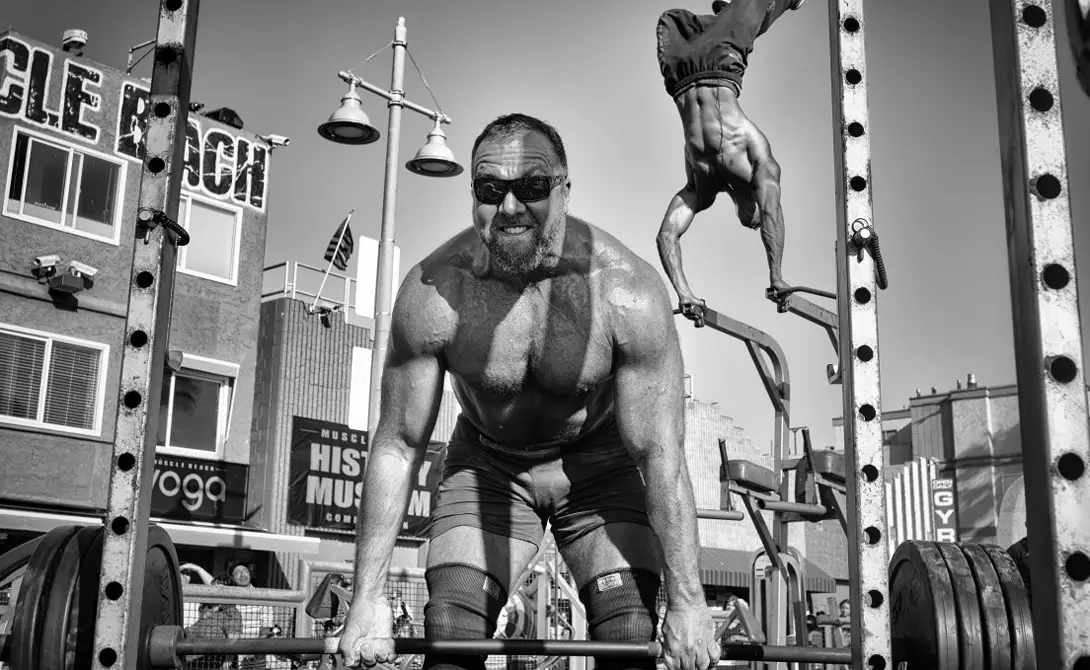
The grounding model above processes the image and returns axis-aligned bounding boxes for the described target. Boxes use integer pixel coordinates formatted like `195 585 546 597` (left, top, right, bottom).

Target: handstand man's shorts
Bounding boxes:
657 0 797 99
426 416 651 548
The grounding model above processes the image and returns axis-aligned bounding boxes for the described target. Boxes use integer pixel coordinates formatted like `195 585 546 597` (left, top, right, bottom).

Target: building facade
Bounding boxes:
0 29 310 580
832 376 1026 548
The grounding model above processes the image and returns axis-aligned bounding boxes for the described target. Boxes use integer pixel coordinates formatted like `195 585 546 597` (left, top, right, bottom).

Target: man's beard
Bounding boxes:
485 212 560 275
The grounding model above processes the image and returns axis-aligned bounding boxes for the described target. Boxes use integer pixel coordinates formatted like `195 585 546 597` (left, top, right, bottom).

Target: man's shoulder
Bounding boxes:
578 219 673 327
393 229 477 338
403 228 476 300
583 221 667 299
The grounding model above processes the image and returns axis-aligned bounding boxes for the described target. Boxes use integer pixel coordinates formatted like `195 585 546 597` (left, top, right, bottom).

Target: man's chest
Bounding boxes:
446 279 615 397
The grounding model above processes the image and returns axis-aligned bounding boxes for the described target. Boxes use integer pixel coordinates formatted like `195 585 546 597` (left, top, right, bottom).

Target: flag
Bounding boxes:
324 212 355 271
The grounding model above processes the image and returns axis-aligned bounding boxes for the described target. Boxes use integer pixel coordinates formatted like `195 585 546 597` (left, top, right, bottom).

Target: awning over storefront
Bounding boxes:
0 508 321 556
700 547 838 594
699 547 753 588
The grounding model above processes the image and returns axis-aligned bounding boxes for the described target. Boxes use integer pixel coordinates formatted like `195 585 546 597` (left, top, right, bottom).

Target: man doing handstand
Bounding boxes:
655 0 804 323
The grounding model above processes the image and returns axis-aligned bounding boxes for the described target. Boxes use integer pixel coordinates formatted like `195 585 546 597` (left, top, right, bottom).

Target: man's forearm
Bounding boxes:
656 233 693 300
352 441 420 599
640 451 706 608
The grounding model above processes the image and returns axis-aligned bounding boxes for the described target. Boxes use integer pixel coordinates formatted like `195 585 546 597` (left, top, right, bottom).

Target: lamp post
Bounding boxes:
318 17 462 436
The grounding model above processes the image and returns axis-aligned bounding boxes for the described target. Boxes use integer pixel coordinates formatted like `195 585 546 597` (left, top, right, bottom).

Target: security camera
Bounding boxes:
69 260 99 278
258 134 291 148
34 254 61 269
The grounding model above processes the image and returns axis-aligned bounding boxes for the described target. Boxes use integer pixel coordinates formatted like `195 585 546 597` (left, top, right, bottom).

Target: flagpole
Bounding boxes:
310 208 355 313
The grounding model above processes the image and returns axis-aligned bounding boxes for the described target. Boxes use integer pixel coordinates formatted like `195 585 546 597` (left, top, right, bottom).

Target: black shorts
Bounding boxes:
657 0 796 99
427 417 651 548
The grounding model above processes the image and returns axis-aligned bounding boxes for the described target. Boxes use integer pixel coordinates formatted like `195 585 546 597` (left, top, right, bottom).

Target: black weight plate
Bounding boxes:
9 525 81 670
0 537 41 666
139 525 185 669
960 543 1013 670
39 525 103 670
981 544 1036 670
889 540 960 670
61 524 184 670
937 543 986 670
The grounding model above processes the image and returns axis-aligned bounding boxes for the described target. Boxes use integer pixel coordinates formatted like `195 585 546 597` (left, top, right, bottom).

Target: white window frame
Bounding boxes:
2 125 126 245
0 322 110 437
156 353 238 461
176 191 243 286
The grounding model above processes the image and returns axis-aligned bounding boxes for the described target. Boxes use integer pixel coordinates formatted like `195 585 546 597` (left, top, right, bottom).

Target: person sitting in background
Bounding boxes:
185 577 244 670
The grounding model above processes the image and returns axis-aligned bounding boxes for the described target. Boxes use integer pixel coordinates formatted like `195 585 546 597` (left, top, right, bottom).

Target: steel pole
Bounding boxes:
367 17 407 436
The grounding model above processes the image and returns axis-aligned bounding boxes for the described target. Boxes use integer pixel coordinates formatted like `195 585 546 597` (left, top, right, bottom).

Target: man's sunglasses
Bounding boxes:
472 176 566 205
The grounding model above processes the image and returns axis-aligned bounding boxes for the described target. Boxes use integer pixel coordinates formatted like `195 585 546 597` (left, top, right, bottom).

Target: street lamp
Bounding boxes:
318 17 463 437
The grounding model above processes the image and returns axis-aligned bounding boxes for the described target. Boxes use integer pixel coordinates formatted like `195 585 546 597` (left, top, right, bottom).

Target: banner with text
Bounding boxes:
287 416 444 537
931 477 960 543
151 455 248 522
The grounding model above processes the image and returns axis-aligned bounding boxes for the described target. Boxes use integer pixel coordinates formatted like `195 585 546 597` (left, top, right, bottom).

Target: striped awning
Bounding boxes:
700 547 838 594
699 547 752 588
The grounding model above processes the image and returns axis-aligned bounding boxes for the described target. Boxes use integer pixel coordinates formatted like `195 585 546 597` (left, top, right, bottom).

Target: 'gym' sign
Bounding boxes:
931 477 960 543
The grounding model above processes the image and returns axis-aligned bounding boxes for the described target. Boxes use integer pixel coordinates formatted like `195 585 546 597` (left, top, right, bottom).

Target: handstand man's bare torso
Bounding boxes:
657 85 788 322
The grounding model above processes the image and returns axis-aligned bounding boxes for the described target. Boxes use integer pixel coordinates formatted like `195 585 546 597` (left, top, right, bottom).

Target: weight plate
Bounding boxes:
9 525 81 670
981 544 1036 670
62 524 184 670
39 525 104 670
139 525 186 669
960 543 1013 670
0 537 41 666
937 542 986 670
889 540 960 670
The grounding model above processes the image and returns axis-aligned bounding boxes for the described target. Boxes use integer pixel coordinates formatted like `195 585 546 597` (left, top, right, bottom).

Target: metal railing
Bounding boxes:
262 261 359 314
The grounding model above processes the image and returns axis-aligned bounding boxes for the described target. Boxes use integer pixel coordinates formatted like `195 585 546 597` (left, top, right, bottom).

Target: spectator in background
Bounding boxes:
390 590 415 638
185 576 244 670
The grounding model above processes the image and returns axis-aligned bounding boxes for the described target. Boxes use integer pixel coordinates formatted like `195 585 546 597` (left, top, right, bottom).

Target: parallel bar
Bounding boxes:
989 0 1090 667
167 636 854 664
91 2 198 669
827 1 891 668
758 500 828 516
781 295 840 355
697 508 746 521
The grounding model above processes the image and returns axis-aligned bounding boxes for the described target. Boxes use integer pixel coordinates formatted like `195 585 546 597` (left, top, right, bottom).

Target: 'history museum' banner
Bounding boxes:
287 416 444 537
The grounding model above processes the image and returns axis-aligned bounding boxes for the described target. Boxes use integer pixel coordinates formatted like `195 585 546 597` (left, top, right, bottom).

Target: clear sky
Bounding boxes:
8 0 1090 452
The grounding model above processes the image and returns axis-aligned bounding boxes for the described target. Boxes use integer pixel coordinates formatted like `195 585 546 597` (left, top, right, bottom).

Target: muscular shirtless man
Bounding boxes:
337 113 719 670
655 0 803 323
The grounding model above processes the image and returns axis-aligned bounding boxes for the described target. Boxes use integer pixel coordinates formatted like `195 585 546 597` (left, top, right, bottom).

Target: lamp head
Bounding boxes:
406 122 464 177
318 86 380 145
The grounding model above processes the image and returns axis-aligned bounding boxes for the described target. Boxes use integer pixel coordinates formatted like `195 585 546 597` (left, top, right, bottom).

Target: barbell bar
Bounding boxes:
0 524 1036 670
144 627 854 666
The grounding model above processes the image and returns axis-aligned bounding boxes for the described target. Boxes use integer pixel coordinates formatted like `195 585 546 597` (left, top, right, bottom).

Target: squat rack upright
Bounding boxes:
77 1 1090 670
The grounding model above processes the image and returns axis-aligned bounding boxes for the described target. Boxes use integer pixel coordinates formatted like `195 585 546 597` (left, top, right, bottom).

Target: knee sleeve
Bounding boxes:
423 564 509 670
580 569 661 670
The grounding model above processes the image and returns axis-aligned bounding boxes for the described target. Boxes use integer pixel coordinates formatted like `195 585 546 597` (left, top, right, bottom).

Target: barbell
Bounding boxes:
0 524 1033 669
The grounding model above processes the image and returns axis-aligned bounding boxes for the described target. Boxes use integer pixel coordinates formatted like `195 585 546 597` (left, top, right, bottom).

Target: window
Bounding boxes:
4 128 124 243
0 325 108 435
178 194 242 284
157 356 236 459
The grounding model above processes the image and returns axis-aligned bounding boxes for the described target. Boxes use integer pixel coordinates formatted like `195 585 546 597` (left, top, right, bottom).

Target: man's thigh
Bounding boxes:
557 522 662 590
426 525 540 595
426 441 546 593
549 442 661 588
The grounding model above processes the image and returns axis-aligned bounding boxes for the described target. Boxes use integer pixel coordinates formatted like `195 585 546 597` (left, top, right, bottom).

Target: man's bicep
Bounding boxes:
375 272 449 449
612 278 686 458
